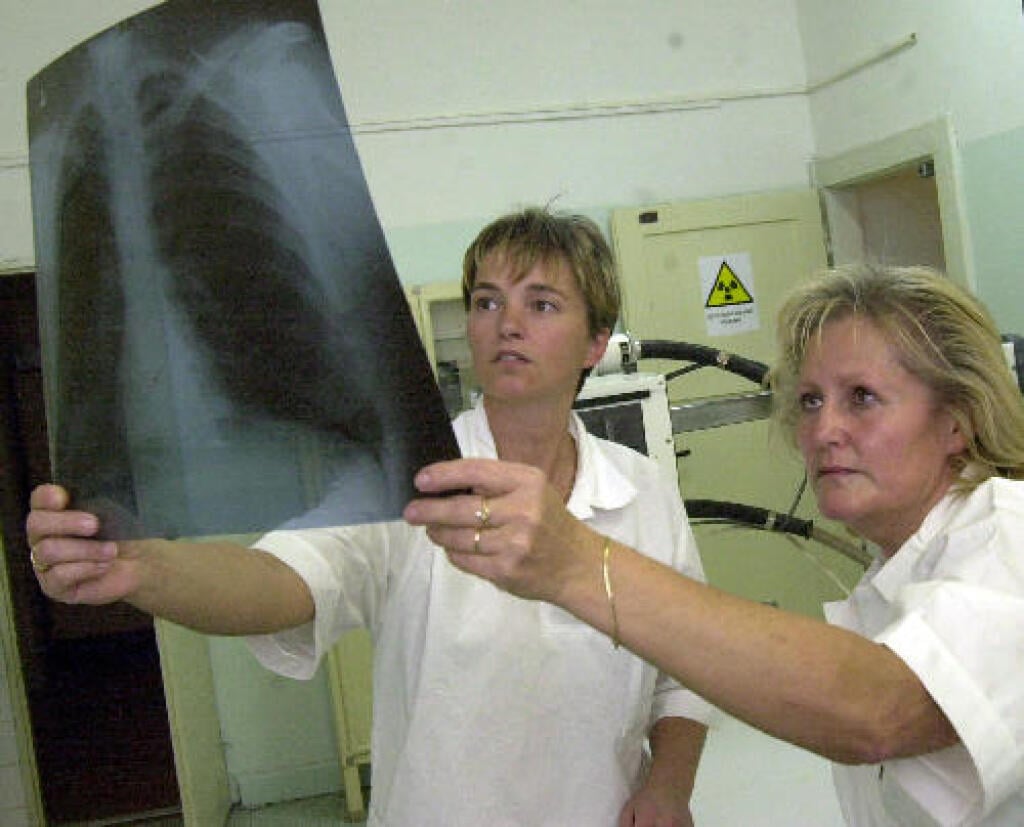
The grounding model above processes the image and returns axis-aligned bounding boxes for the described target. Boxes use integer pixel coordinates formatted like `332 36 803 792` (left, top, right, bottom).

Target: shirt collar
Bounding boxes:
868 487 960 602
565 410 638 519
460 399 638 520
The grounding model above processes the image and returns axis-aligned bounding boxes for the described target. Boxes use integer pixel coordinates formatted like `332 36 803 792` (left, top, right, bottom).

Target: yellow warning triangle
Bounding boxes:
705 261 754 307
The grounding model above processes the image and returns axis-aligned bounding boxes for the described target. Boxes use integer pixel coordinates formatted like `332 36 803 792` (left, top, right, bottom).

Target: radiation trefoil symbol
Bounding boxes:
705 261 754 307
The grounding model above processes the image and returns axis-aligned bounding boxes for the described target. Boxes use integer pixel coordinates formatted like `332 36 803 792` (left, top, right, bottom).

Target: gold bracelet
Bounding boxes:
601 537 620 649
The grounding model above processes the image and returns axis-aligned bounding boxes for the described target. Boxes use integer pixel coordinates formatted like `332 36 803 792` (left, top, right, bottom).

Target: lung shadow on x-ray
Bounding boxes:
27 0 459 540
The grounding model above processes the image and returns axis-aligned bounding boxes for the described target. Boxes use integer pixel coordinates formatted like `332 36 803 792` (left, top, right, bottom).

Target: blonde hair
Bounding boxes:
771 265 1024 489
461 207 620 337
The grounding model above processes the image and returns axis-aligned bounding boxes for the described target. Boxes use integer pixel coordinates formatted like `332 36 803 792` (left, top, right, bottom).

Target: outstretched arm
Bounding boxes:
403 458 957 765
26 483 313 635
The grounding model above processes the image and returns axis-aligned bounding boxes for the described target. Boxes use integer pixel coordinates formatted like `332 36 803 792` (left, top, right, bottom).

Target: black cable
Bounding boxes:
684 498 874 567
663 363 706 383
639 340 770 387
786 473 807 519
685 499 813 539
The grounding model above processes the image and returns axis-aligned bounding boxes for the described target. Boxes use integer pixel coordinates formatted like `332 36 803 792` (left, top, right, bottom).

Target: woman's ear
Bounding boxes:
584 328 612 370
944 411 968 458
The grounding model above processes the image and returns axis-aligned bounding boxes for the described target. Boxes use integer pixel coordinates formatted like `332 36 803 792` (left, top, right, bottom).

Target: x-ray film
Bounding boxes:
27 0 461 540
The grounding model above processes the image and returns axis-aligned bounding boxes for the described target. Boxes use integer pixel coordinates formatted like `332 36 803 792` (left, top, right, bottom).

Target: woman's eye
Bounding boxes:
473 295 500 311
798 392 821 410
851 386 877 406
533 299 557 312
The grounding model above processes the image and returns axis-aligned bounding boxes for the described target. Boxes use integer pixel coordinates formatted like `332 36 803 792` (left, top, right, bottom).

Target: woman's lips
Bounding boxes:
495 350 529 363
817 465 855 478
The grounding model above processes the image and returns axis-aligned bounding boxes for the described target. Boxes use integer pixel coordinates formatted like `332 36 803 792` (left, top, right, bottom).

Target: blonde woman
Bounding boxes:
406 265 1024 826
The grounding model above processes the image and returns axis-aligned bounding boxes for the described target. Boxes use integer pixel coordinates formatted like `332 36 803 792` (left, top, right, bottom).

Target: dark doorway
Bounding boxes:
0 273 180 823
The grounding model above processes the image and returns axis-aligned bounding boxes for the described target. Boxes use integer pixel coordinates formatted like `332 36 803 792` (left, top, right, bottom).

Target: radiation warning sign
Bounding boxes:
699 253 759 336
706 261 753 307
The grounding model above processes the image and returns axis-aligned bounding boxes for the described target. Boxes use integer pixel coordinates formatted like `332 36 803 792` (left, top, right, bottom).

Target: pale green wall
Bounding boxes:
385 207 616 287
386 220 480 287
206 637 340 806
961 125 1024 336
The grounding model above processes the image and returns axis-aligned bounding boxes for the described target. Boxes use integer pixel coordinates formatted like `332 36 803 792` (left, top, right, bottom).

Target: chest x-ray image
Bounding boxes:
27 0 460 540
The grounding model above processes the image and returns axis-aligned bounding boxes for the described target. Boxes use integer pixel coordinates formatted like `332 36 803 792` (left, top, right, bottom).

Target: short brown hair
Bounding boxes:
461 207 620 336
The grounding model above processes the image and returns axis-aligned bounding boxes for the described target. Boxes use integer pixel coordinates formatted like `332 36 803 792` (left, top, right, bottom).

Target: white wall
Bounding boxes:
321 1 813 228
796 0 1024 154
0 0 817 273
794 0 1024 331
0 1 163 270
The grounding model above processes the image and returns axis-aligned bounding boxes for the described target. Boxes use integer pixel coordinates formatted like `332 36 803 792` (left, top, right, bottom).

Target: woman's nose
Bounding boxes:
499 304 523 337
812 400 848 444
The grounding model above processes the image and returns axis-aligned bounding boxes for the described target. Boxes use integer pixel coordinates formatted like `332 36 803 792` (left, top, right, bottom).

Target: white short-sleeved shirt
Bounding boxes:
247 402 713 826
825 477 1024 826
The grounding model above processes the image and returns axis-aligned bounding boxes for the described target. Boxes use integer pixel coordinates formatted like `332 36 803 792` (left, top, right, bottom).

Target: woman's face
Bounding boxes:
795 315 965 555
467 252 608 407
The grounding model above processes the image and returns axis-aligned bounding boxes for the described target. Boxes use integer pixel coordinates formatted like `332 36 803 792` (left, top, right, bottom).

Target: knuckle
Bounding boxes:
24 513 41 537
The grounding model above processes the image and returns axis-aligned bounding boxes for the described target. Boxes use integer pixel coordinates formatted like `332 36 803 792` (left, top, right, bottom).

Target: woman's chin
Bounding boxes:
813 491 858 525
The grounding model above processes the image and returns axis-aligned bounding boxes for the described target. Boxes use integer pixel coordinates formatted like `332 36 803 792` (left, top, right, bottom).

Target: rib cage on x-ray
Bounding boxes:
28 0 459 539
54 108 137 521
144 74 381 445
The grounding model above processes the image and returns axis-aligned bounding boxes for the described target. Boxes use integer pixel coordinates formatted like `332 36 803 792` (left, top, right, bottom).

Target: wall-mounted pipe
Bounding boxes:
349 32 918 134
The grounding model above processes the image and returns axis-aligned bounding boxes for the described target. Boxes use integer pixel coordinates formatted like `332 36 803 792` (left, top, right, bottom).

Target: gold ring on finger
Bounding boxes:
474 496 491 528
30 547 50 574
